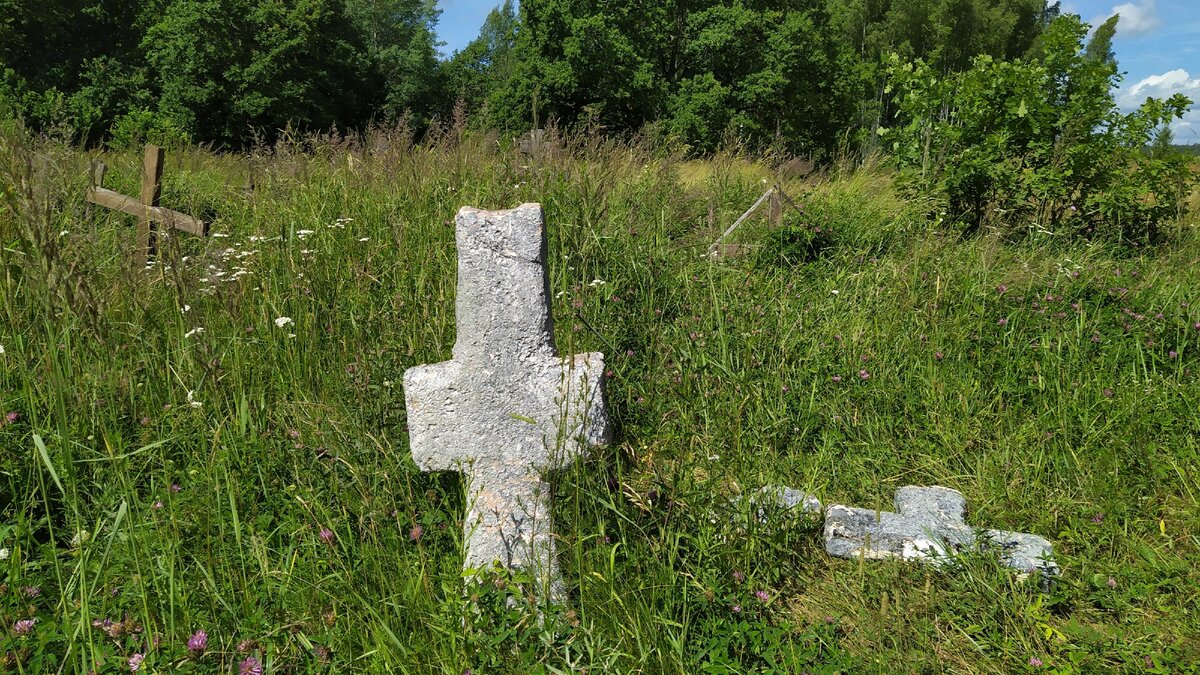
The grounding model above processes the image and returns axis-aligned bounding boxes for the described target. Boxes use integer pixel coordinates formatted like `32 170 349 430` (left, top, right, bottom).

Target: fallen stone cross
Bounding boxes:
824 486 1057 577
404 203 611 603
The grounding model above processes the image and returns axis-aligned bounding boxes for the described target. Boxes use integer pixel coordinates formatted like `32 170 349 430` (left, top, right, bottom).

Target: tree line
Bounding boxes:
0 0 1068 154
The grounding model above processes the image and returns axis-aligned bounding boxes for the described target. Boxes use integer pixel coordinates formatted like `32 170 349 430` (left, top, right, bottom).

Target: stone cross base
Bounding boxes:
824 486 1057 576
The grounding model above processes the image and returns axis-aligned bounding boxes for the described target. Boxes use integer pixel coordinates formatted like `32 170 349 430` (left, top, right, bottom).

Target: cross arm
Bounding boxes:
86 187 208 237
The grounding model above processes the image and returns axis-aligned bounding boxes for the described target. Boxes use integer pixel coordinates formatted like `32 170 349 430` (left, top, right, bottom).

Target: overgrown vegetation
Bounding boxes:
1 120 1198 672
883 15 1194 241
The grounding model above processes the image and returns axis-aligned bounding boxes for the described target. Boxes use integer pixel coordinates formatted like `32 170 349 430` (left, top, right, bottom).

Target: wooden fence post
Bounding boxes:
136 145 164 269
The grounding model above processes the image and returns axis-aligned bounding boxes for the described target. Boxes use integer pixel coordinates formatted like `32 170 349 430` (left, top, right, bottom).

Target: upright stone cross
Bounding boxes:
404 203 611 602
824 486 1057 577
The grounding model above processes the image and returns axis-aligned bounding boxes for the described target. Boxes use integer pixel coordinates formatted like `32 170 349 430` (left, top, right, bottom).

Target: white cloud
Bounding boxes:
1117 69 1200 143
1093 0 1161 36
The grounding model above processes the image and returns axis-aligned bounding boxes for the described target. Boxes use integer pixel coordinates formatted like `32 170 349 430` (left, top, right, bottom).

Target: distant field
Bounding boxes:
1 126 1198 673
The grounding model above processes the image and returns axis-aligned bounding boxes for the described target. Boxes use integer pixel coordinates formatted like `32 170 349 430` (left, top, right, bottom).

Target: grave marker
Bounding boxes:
824 486 1057 576
403 203 611 603
86 145 207 269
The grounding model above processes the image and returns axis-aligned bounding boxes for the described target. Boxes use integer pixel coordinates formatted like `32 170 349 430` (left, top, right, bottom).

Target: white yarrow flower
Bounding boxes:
186 390 202 408
275 317 294 328
0 548 9 560
183 327 204 338
589 279 606 287
0 344 5 354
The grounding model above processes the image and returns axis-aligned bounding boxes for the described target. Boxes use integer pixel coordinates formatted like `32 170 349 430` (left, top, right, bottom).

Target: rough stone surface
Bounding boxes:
824 486 1057 576
403 203 611 602
739 485 822 523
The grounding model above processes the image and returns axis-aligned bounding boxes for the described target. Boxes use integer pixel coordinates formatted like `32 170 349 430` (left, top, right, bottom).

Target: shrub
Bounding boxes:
882 14 1196 242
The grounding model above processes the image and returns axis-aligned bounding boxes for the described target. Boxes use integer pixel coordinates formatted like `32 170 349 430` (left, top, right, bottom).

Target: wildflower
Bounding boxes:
934 351 944 360
153 500 164 510
998 318 1008 326
275 317 294 328
184 327 204 338
732 570 745 582
129 653 145 672
731 604 742 613
831 375 843 382
319 527 335 545
1107 577 1117 588
240 657 263 675
1103 388 1114 398
0 548 9 560
186 391 202 409
313 644 332 662
187 629 208 654
588 279 606 287
0 344 4 354
237 639 257 653
409 525 424 542
23 586 40 598
1194 322 1200 331
997 284 1008 295
755 590 770 602
1029 657 1043 667
1170 351 1178 359
358 237 369 242
1091 512 1104 524
12 619 35 636
3 411 18 425
858 369 870 380
171 483 182 493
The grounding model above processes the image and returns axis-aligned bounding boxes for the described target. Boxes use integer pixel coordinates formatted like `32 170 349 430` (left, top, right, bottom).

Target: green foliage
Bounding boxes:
498 0 855 156
1 128 1198 672
882 14 1197 241
441 0 520 120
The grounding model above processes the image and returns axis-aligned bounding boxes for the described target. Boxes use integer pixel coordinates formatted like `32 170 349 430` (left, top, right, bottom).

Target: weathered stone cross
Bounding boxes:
824 486 1057 576
403 203 611 602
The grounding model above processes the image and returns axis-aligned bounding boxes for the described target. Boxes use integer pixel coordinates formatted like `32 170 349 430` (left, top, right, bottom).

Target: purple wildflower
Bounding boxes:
1194 322 1200 331
732 570 745 583
755 590 770 602
934 351 944 360
170 483 182 493
13 619 35 636
998 318 1008 326
128 653 145 672
997 284 1008 295
319 527 334 545
1092 512 1104 524
1103 388 1114 398
409 525 424 542
153 500 164 510
240 657 263 675
23 586 41 598
1169 351 1177 359
858 369 870 380
187 629 208 654
1107 577 1117 588
3 411 18 425
831 375 843 382
731 604 742 614
1029 657 1043 667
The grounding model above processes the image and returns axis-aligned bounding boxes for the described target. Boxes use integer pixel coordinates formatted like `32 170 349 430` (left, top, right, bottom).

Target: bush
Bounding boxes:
882 14 1196 242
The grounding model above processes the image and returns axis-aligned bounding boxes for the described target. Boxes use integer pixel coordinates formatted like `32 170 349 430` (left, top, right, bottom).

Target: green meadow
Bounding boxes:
1 126 1198 673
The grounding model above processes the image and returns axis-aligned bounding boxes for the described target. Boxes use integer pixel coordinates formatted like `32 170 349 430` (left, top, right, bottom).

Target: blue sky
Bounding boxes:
435 0 1198 142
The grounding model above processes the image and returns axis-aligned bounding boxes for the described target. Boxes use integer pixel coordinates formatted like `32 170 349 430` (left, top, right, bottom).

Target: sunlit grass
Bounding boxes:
1 125 1198 673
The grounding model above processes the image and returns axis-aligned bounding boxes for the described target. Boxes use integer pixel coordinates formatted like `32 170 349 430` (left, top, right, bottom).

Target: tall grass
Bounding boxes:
1 122 1198 673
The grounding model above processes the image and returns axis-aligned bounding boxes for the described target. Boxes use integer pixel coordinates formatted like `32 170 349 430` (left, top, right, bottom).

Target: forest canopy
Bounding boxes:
0 0 1187 159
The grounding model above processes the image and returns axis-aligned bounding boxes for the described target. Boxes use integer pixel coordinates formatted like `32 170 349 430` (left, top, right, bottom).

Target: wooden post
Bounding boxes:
768 188 783 227
136 145 164 269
